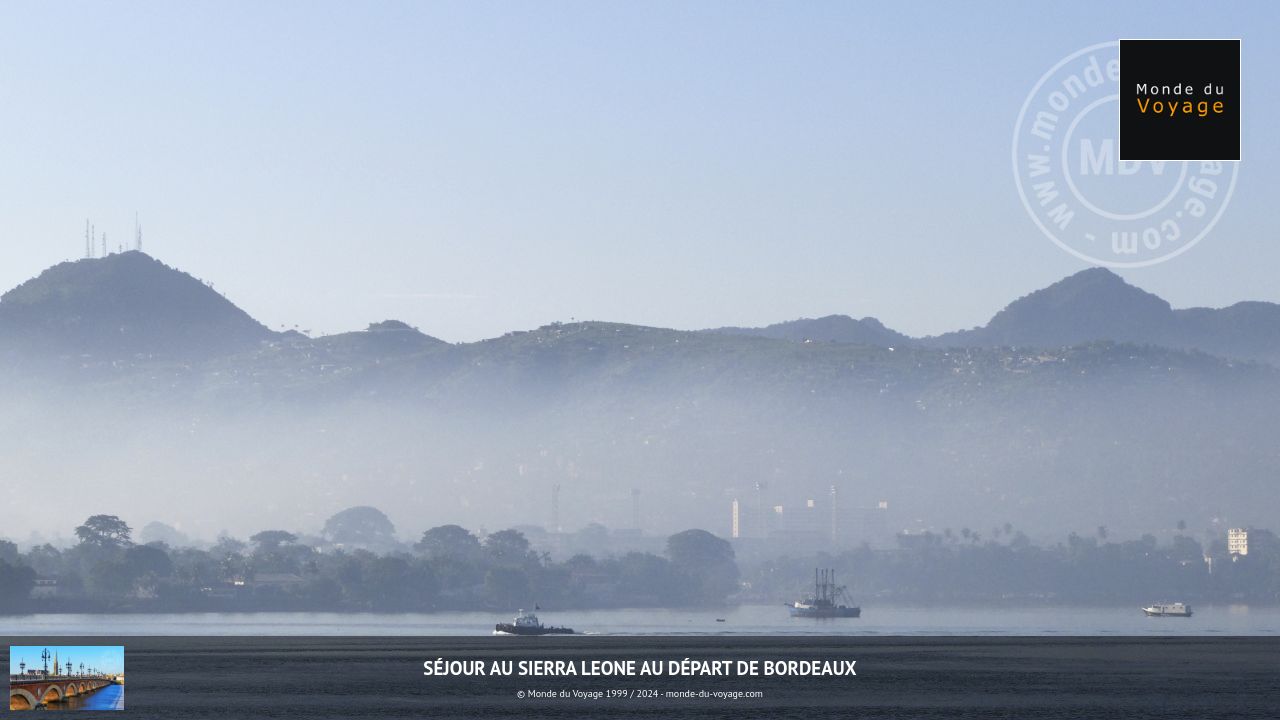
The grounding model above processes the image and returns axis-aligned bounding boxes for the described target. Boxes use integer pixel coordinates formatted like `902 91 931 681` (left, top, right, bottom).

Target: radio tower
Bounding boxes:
84 219 91 258
135 212 142 252
829 485 838 546
754 480 767 539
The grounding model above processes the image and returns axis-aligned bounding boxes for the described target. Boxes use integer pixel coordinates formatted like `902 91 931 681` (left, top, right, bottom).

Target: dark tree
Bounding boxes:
416 525 480 560
666 529 735 569
322 506 397 548
124 544 174 581
249 530 298 550
75 515 133 549
666 529 739 604
0 561 35 610
485 529 532 565
484 567 531 609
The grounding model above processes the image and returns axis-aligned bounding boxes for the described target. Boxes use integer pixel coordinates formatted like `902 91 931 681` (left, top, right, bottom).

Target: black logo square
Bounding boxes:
1119 39 1240 161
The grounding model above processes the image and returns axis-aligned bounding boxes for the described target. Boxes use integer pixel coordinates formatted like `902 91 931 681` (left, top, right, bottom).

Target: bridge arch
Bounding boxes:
40 683 64 705
65 682 79 696
10 689 38 711
36 681 63 702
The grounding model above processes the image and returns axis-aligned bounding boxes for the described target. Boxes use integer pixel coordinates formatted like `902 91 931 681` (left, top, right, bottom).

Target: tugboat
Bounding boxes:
788 568 861 618
494 609 575 635
1142 602 1193 617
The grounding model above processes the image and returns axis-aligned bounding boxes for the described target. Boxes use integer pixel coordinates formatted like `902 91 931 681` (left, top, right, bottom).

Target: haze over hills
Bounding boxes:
1 252 1278 545
711 267 1280 366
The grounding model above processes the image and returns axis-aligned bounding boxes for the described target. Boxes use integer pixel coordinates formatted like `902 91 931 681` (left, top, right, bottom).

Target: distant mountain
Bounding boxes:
926 268 1176 349
711 269 1280 365
707 315 914 347
0 251 274 359
924 268 1280 364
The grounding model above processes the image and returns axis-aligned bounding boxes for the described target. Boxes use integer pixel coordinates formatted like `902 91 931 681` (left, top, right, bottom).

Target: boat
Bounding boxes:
788 568 861 618
1142 602 1193 617
494 609 575 635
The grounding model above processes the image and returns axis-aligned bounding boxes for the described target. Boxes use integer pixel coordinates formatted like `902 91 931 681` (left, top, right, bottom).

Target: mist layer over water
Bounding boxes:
4 604 1278 636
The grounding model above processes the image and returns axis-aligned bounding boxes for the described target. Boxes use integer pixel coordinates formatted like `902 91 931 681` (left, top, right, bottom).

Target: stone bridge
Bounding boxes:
9 676 115 710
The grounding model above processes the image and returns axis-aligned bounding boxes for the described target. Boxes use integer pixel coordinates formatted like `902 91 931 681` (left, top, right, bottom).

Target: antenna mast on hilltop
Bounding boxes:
135 212 142 252
84 219 92 258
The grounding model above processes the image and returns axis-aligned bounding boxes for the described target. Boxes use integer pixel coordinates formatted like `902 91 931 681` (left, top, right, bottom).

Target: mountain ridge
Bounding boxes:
710 268 1280 365
5 253 1280 366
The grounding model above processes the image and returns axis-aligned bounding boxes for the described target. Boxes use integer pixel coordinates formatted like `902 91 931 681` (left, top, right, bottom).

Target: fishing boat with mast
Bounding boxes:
788 568 861 618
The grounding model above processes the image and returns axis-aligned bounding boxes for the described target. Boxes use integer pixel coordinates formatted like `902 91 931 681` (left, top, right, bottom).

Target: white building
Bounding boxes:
1228 528 1249 556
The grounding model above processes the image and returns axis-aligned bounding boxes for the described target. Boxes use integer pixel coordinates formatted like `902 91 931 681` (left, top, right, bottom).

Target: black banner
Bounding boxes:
6 636 1278 718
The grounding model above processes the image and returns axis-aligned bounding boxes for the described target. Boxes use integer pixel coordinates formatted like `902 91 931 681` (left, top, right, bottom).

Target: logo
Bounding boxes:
1119 39 1240 161
1012 41 1238 267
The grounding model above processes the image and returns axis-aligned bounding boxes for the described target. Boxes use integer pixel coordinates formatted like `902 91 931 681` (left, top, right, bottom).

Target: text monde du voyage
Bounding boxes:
1134 82 1228 118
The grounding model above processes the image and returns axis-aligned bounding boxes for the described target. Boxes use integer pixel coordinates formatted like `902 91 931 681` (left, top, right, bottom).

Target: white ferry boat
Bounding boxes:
1142 602 1193 617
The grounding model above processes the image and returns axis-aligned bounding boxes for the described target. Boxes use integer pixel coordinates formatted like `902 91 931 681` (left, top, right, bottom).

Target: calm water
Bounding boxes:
42 684 124 711
2 604 1278 636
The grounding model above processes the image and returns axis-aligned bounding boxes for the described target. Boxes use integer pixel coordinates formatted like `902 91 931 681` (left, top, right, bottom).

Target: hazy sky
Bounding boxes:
1 1 1275 342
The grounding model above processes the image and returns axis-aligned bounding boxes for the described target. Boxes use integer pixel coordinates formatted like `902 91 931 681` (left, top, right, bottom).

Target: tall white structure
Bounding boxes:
1228 528 1249 556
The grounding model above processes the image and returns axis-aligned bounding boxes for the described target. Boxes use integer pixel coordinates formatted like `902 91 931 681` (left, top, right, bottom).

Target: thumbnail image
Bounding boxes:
8 646 123 711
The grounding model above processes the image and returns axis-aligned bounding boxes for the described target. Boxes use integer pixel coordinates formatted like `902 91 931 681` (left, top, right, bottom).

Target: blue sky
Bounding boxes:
0 1 1275 341
9 645 124 675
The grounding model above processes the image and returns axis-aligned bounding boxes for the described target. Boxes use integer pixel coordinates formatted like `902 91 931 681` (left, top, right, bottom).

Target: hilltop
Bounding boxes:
0 251 274 359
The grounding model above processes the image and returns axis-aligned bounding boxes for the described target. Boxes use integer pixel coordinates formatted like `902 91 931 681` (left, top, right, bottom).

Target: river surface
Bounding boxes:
3 604 1278 636
40 684 125 711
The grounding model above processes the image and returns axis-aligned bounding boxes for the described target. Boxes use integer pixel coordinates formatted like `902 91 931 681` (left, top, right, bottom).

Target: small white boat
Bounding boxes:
1142 602 1192 617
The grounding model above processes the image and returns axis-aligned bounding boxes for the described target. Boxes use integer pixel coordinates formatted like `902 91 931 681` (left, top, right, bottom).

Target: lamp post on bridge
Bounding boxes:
19 660 25 676
41 648 50 677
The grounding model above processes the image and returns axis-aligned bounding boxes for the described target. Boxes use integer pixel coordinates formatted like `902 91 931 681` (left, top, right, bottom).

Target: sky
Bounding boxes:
9 645 124 675
0 1 1276 342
